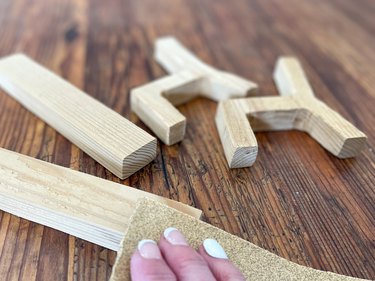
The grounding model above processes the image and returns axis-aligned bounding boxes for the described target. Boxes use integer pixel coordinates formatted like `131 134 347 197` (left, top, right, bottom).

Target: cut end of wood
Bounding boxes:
121 138 158 179
166 118 186 145
337 136 368 158
229 146 258 168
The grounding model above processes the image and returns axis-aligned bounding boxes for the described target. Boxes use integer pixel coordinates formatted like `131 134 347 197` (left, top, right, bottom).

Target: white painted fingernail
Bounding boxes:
163 227 189 246
138 239 162 259
203 239 228 259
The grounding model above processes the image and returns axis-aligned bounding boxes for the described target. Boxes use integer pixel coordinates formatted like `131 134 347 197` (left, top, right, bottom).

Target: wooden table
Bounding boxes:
0 0 374 280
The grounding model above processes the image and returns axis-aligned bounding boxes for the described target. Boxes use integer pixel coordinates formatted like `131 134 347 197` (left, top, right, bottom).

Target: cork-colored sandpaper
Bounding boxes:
110 199 370 281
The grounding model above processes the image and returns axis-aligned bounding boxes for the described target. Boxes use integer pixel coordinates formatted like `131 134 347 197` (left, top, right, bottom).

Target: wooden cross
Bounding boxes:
131 37 257 145
216 57 367 168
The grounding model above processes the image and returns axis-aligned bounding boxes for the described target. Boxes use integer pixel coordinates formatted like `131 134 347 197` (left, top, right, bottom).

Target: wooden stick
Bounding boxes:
130 37 258 145
0 148 202 251
0 54 157 179
216 57 367 168
110 199 368 281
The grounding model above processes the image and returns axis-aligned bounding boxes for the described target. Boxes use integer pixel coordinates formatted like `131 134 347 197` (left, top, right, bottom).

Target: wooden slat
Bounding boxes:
0 54 157 179
0 148 202 251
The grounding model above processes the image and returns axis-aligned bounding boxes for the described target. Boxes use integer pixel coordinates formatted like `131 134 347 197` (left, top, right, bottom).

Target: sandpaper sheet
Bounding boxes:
110 199 370 281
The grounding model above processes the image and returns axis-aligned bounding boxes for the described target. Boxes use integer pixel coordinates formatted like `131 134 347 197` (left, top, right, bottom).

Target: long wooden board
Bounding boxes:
0 148 202 251
0 54 157 179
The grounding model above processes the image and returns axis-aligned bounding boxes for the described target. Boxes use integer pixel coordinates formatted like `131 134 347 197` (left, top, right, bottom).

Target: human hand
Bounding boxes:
131 227 245 281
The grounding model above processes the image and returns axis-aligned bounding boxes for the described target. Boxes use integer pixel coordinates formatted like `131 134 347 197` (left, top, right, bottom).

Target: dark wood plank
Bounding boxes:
0 0 374 280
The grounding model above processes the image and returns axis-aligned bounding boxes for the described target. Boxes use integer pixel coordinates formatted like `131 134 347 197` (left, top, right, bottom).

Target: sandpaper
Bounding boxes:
110 199 370 281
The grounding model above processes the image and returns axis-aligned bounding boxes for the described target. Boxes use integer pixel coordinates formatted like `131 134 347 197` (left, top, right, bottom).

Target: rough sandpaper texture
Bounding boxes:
110 199 369 281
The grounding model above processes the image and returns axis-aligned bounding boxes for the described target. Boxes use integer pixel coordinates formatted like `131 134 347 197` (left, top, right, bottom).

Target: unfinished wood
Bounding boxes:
110 199 368 281
155 37 258 101
131 71 206 145
0 148 202 252
130 37 257 145
0 54 157 179
215 57 367 168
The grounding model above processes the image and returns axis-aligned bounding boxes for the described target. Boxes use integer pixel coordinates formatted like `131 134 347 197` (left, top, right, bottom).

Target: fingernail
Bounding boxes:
163 227 189 246
137 240 162 259
203 239 228 259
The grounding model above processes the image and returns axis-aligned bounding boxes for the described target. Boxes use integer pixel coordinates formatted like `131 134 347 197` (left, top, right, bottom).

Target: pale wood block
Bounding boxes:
110 199 368 281
0 54 157 179
216 57 367 168
0 148 202 251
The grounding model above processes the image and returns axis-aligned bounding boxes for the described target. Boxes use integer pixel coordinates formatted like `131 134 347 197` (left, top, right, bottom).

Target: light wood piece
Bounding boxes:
0 54 157 179
110 199 368 281
216 57 367 168
131 37 258 145
0 148 202 251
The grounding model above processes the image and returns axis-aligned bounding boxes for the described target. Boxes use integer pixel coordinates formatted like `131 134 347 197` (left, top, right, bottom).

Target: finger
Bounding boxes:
131 239 177 281
198 239 245 281
159 227 216 281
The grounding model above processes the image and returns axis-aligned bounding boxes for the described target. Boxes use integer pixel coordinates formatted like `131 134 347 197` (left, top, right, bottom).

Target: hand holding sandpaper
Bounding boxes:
131 227 245 280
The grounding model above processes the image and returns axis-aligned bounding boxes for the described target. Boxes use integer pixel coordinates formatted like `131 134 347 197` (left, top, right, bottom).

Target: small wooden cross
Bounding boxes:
131 37 257 145
216 57 367 168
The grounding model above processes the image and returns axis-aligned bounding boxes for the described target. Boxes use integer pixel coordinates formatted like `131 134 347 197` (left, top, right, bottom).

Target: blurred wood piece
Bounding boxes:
216 57 367 168
0 148 202 251
131 37 258 145
0 54 157 179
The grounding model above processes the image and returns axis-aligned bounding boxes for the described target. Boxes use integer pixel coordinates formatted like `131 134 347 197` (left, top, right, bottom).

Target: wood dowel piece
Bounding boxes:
110 199 368 281
0 148 202 251
0 54 157 179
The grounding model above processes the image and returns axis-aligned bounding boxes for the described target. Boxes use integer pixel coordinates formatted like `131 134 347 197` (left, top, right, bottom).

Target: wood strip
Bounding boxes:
0 54 157 179
215 57 367 168
0 148 202 251
110 199 369 281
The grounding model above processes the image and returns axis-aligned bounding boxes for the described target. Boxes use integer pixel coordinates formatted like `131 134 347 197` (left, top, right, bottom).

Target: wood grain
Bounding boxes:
0 0 374 280
0 147 201 251
131 37 258 145
216 56 367 168
0 54 157 179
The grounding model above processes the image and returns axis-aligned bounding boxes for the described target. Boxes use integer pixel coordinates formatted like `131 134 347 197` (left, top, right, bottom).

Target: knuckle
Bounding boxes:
178 255 208 272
